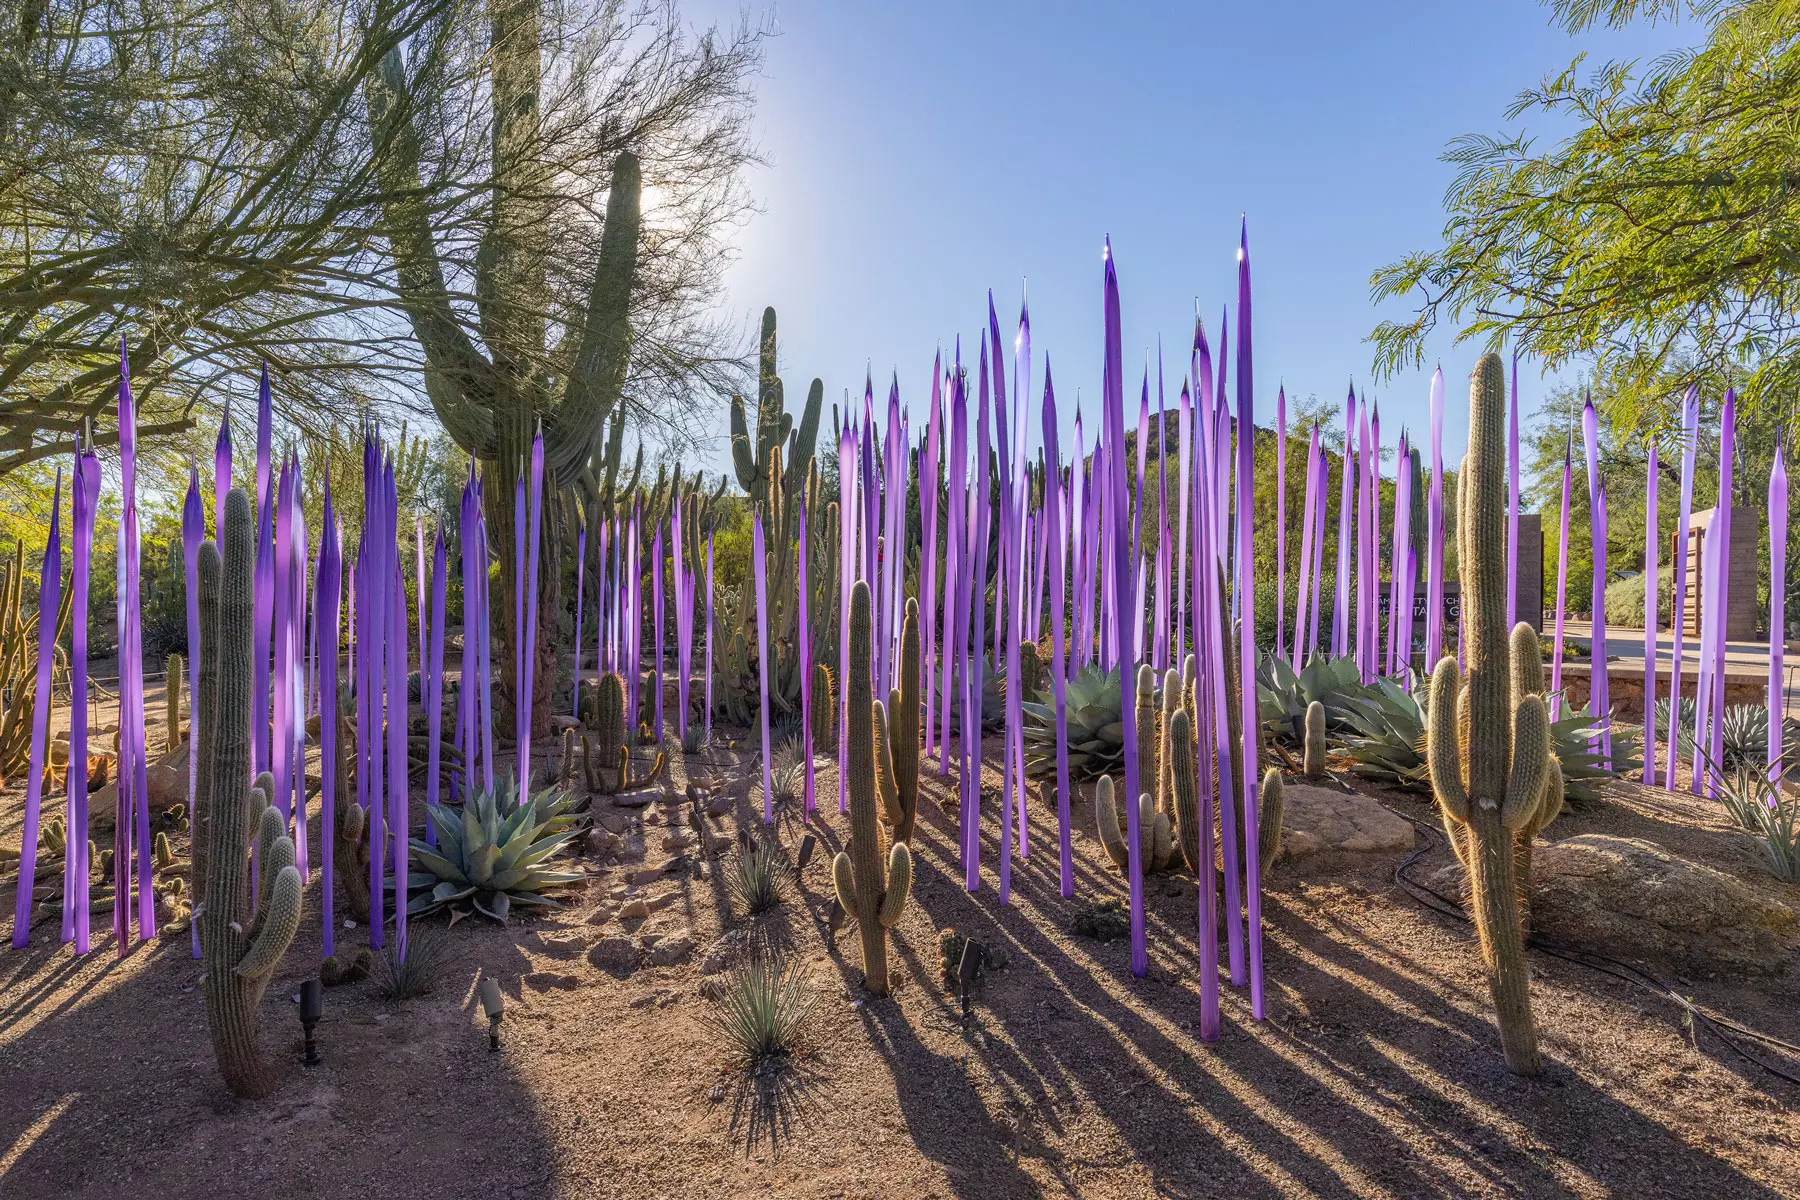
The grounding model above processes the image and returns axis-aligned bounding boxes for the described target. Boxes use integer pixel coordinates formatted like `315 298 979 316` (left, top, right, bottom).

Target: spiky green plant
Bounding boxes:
1338 674 1630 808
407 781 582 923
830 581 912 997
681 723 708 755
768 735 805 805
1255 651 1381 746
705 953 817 1071
374 926 458 1000
1705 749 1800 881
1425 352 1553 1077
196 488 304 1100
1657 697 1800 772
1022 664 1130 780
727 839 788 915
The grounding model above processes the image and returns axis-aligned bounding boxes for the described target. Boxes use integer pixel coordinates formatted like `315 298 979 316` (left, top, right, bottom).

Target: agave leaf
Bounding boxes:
412 846 470 885
473 891 511 922
406 892 441 915
468 842 501 885
432 881 477 903
426 804 464 855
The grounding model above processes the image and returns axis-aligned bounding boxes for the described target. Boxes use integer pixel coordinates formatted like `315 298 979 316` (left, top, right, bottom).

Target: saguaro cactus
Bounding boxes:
1425 352 1553 1077
831 581 911 997
197 488 304 1099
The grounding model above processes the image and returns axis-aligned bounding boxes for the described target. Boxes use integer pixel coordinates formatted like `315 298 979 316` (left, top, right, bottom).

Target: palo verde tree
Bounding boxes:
1369 0 1800 439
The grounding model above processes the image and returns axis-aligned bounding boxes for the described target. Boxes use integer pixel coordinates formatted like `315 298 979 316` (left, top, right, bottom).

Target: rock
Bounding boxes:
706 795 733 817
583 828 619 856
537 933 586 959
524 971 580 992
598 813 635 835
701 930 747 975
1525 834 1795 973
630 869 663 886
618 898 650 920
613 791 655 809
1277 784 1416 859
645 892 677 913
661 833 694 852
648 933 696 966
550 715 581 733
585 905 616 926
589 937 641 973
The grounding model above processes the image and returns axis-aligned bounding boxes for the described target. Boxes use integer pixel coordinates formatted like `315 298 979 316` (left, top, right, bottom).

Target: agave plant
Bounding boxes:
768 735 805 805
407 781 583 923
1704 748 1800 881
1256 652 1383 746
1023 664 1131 781
1338 682 1637 805
1656 697 1799 771
945 656 1009 733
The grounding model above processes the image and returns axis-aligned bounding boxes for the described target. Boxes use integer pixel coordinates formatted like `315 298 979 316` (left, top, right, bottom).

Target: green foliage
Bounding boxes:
1709 757 1800 882
1604 567 1673 627
727 839 788 916
407 782 582 923
1370 0 1800 437
1023 664 1130 781
375 927 457 1000
1255 651 1384 747
705 954 816 1071
1657 697 1800 770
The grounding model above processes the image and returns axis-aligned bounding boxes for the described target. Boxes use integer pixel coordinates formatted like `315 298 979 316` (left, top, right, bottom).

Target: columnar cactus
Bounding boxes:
197 488 304 1099
888 598 920 842
1017 640 1043 704
165 653 184 755
594 671 625 758
831 581 911 997
1425 352 1553 1077
1133 664 1158 811
1303 700 1327 779
1157 668 1181 819
1165 706 1203 874
810 663 835 749
332 714 370 920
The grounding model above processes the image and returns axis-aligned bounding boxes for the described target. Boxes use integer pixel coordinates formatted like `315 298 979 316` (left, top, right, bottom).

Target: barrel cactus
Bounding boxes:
1424 351 1554 1077
196 488 304 1099
831 581 911 997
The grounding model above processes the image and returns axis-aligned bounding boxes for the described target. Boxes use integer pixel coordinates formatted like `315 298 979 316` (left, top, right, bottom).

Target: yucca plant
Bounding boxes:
407 781 583 923
727 838 788 915
768 734 805 805
1656 697 1799 771
374 926 458 999
706 953 816 1071
1705 749 1800 881
1023 664 1139 780
681 723 709 755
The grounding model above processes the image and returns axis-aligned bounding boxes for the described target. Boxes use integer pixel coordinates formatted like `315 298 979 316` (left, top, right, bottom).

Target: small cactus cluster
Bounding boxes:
1091 656 1284 883
831 581 912 997
1424 352 1558 1077
196 488 305 1099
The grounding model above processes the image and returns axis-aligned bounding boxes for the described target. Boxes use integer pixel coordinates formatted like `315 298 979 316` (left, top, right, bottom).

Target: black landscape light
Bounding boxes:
298 978 323 1066
478 977 505 1051
957 938 986 1022
796 833 817 871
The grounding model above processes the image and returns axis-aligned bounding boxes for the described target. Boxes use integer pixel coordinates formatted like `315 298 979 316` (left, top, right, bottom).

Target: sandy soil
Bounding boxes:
3 716 1800 1200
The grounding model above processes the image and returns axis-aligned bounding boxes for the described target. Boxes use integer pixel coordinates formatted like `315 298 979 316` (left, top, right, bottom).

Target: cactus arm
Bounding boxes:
1425 658 1469 822
894 599 920 842
1151 809 1173 872
1094 775 1128 869
874 698 903 828
547 152 641 484
1501 694 1551 828
235 862 301 980
877 842 911 927
1509 622 1545 702
842 581 894 994
832 850 858 915
362 50 497 457
1166 708 1203 875
782 379 825 498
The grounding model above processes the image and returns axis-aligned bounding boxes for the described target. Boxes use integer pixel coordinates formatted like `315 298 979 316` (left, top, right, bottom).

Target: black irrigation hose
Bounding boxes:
1383 803 1800 1090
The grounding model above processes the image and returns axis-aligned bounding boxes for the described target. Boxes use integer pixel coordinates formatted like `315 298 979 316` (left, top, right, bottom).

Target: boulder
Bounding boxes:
1528 834 1797 974
589 936 641 974
87 744 189 815
1277 784 1416 860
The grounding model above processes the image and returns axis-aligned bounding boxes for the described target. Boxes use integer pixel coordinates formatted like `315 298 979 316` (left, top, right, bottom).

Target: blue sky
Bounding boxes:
680 1 1695 475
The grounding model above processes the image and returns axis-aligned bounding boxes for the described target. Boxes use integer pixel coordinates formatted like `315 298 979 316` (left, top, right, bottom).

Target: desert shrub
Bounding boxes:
374 927 457 999
727 839 788 915
1603 566 1673 628
1071 899 1130 942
